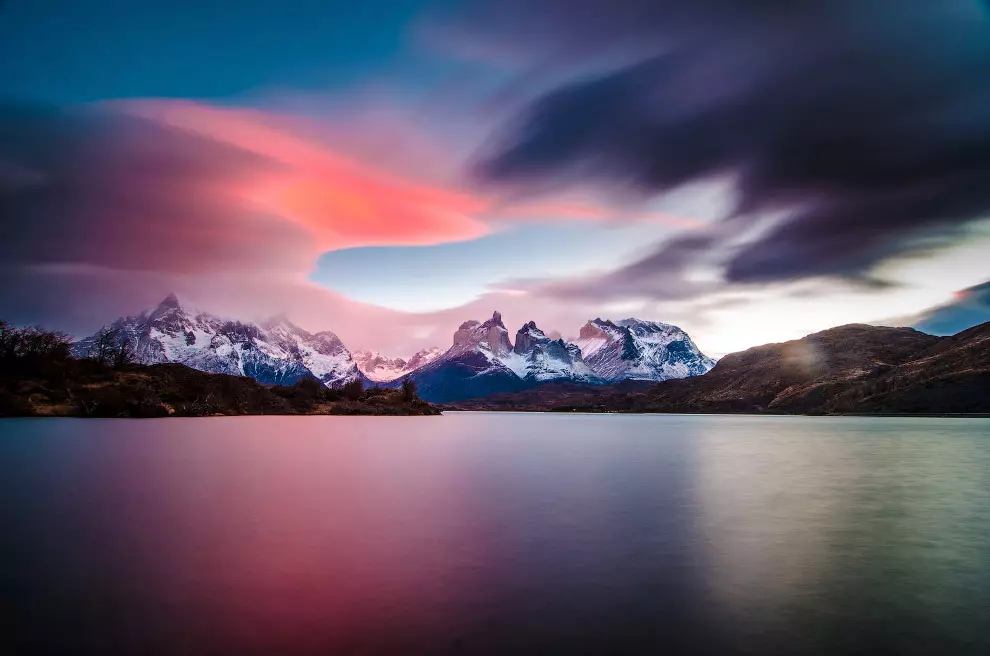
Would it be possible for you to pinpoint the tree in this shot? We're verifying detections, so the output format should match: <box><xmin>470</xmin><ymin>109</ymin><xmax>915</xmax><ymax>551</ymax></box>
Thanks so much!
<box><xmin>111</xmin><ymin>338</ymin><xmax>135</xmax><ymax>369</ymax></box>
<box><xmin>0</xmin><ymin>320</ymin><xmax>22</xmax><ymax>362</ymax></box>
<box><xmin>21</xmin><ymin>326</ymin><xmax>72</xmax><ymax>362</ymax></box>
<box><xmin>401</xmin><ymin>378</ymin><xmax>418</xmax><ymax>402</ymax></box>
<box><xmin>88</xmin><ymin>325</ymin><xmax>134</xmax><ymax>368</ymax></box>
<box><xmin>341</xmin><ymin>378</ymin><xmax>364</xmax><ymax>401</ymax></box>
<box><xmin>0</xmin><ymin>320</ymin><xmax>73</xmax><ymax>382</ymax></box>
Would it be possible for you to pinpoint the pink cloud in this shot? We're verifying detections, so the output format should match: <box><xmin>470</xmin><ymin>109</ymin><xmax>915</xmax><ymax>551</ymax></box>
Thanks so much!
<box><xmin>116</xmin><ymin>99</ymin><xmax>493</xmax><ymax>254</ymax></box>
<box><xmin>115</xmin><ymin>99</ymin><xmax>695</xmax><ymax>256</ymax></box>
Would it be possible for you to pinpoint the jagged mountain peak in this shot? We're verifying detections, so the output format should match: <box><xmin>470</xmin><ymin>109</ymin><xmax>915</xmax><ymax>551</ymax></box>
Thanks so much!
<box><xmin>452</xmin><ymin>311</ymin><xmax>512</xmax><ymax>355</ymax></box>
<box><xmin>144</xmin><ymin>293</ymin><xmax>213</xmax><ymax>327</ymax></box>
<box><xmin>484</xmin><ymin>311</ymin><xmax>505</xmax><ymax>328</ymax></box>
<box><xmin>152</xmin><ymin>292</ymin><xmax>203</xmax><ymax>314</ymax></box>
<box><xmin>148</xmin><ymin>293</ymin><xmax>185</xmax><ymax>319</ymax></box>
<box><xmin>514</xmin><ymin>320</ymin><xmax>551</xmax><ymax>356</ymax></box>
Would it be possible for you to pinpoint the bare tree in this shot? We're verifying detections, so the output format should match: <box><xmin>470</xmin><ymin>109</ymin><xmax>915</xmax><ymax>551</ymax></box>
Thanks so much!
<box><xmin>111</xmin><ymin>338</ymin><xmax>135</xmax><ymax>369</ymax></box>
<box><xmin>0</xmin><ymin>320</ymin><xmax>20</xmax><ymax>361</ymax></box>
<box><xmin>89</xmin><ymin>326</ymin><xmax>116</xmax><ymax>366</ymax></box>
<box><xmin>0</xmin><ymin>321</ymin><xmax>72</xmax><ymax>364</ymax></box>
<box><xmin>88</xmin><ymin>326</ymin><xmax>134</xmax><ymax>368</ymax></box>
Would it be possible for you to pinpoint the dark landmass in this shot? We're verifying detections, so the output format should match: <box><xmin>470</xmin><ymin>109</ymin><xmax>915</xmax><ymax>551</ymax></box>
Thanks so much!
<box><xmin>1</xmin><ymin>360</ymin><xmax>440</xmax><ymax>417</ymax></box>
<box><xmin>442</xmin><ymin>380</ymin><xmax>657</xmax><ymax>413</ymax></box>
<box><xmin>0</xmin><ymin>321</ymin><xmax>440</xmax><ymax>418</ymax></box>
<box><xmin>447</xmin><ymin>323</ymin><xmax>990</xmax><ymax>415</ymax></box>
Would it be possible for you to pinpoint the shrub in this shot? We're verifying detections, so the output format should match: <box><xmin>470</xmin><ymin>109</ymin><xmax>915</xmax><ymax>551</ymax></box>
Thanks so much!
<box><xmin>341</xmin><ymin>378</ymin><xmax>364</xmax><ymax>401</ymax></box>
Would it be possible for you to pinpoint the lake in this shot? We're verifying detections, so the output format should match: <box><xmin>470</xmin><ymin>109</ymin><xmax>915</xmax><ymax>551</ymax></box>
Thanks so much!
<box><xmin>1</xmin><ymin>413</ymin><xmax>989</xmax><ymax>654</ymax></box>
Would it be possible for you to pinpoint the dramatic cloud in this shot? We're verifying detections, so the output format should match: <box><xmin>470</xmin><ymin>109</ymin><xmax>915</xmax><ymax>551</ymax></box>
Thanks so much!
<box><xmin>117</xmin><ymin>100</ymin><xmax>493</xmax><ymax>252</ymax></box>
<box><xmin>0</xmin><ymin>101</ymin><xmax>490</xmax><ymax>338</ymax></box>
<box><xmin>0</xmin><ymin>101</ymin><xmax>501</xmax><ymax>276</ymax></box>
<box><xmin>0</xmin><ymin>100</ymin><xmax>697</xmax><ymax>347</ymax></box>
<box><xmin>465</xmin><ymin>0</ymin><xmax>990</xmax><ymax>294</ymax></box>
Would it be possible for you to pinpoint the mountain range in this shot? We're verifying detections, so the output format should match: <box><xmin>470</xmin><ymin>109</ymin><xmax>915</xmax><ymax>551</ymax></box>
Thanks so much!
<box><xmin>73</xmin><ymin>294</ymin><xmax>361</xmax><ymax>388</ymax></box>
<box><xmin>450</xmin><ymin>323</ymin><xmax>990</xmax><ymax>415</ymax></box>
<box><xmin>405</xmin><ymin>312</ymin><xmax>714</xmax><ymax>403</ymax></box>
<box><xmin>74</xmin><ymin>295</ymin><xmax>716</xmax><ymax>403</ymax></box>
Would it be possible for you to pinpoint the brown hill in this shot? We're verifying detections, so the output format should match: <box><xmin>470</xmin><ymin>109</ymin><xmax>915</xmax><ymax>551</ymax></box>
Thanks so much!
<box><xmin>450</xmin><ymin>323</ymin><xmax>990</xmax><ymax>415</ymax></box>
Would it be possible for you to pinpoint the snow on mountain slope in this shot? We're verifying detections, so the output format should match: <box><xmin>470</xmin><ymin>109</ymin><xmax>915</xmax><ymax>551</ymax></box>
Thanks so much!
<box><xmin>507</xmin><ymin>321</ymin><xmax>601</xmax><ymax>382</ymax></box>
<box><xmin>405</xmin><ymin>311</ymin><xmax>714</xmax><ymax>403</ymax></box>
<box><xmin>353</xmin><ymin>347</ymin><xmax>442</xmax><ymax>382</ymax></box>
<box><xmin>74</xmin><ymin>294</ymin><xmax>360</xmax><ymax>387</ymax></box>
<box><xmin>572</xmin><ymin>318</ymin><xmax>716</xmax><ymax>382</ymax></box>
<box><xmin>571</xmin><ymin>321</ymin><xmax>611</xmax><ymax>360</ymax></box>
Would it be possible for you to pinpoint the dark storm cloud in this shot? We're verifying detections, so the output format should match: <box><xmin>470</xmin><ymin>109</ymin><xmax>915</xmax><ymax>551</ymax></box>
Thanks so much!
<box><xmin>465</xmin><ymin>0</ymin><xmax>990</xmax><ymax>294</ymax></box>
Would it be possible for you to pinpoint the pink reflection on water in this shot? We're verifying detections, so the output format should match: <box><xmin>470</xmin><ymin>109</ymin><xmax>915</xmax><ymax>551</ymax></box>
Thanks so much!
<box><xmin>74</xmin><ymin>417</ymin><xmax>498</xmax><ymax>651</ymax></box>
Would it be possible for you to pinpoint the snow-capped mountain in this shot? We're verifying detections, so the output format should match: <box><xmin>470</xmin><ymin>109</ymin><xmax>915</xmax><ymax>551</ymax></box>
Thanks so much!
<box><xmin>74</xmin><ymin>294</ymin><xmax>361</xmax><ymax>387</ymax></box>
<box><xmin>506</xmin><ymin>321</ymin><xmax>601</xmax><ymax>383</ymax></box>
<box><xmin>572</xmin><ymin>318</ymin><xmax>716</xmax><ymax>382</ymax></box>
<box><xmin>353</xmin><ymin>347</ymin><xmax>443</xmax><ymax>383</ymax></box>
<box><xmin>406</xmin><ymin>312</ymin><xmax>713</xmax><ymax>403</ymax></box>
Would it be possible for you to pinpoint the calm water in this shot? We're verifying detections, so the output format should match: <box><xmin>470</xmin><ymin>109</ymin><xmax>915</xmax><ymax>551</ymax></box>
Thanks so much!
<box><xmin>1</xmin><ymin>413</ymin><xmax>989</xmax><ymax>655</ymax></box>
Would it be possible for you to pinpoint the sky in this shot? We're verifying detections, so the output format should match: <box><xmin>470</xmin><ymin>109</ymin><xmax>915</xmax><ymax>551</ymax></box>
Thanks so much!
<box><xmin>2</xmin><ymin>0</ymin><xmax>990</xmax><ymax>357</ymax></box>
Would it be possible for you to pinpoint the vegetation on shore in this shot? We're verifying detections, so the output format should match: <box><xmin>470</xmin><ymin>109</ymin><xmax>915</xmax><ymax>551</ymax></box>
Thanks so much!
<box><xmin>0</xmin><ymin>321</ymin><xmax>440</xmax><ymax>418</ymax></box>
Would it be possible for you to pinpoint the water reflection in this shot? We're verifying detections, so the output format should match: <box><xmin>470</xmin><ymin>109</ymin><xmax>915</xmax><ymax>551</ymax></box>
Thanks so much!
<box><xmin>1</xmin><ymin>414</ymin><xmax>989</xmax><ymax>654</ymax></box>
